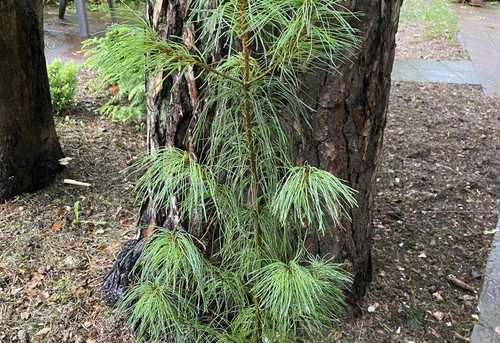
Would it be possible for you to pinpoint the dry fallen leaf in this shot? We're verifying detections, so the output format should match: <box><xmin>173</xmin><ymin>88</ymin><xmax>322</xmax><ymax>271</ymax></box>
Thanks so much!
<box><xmin>463</xmin><ymin>294</ymin><xmax>475</xmax><ymax>301</ymax></box>
<box><xmin>27</xmin><ymin>272</ymin><xmax>44</xmax><ymax>291</ymax></box>
<box><xmin>35</xmin><ymin>327</ymin><xmax>50</xmax><ymax>336</ymax></box>
<box><xmin>51</xmin><ymin>221</ymin><xmax>64</xmax><ymax>233</ymax></box>
<box><xmin>447</xmin><ymin>275</ymin><xmax>476</xmax><ymax>293</ymax></box>
<box><xmin>432</xmin><ymin>289</ymin><xmax>444</xmax><ymax>301</ymax></box>
<box><xmin>432</xmin><ymin>311</ymin><xmax>445</xmax><ymax>321</ymax></box>
<box><xmin>110</xmin><ymin>84</ymin><xmax>120</xmax><ymax>95</ymax></box>
<box><xmin>430</xmin><ymin>327</ymin><xmax>441</xmax><ymax>338</ymax></box>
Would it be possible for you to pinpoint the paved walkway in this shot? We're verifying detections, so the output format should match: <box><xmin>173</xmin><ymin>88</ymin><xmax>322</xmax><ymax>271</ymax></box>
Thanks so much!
<box><xmin>44</xmin><ymin>6</ymin><xmax>111</xmax><ymax>63</ymax></box>
<box><xmin>393</xmin><ymin>3</ymin><xmax>500</xmax><ymax>97</ymax></box>
<box><xmin>392</xmin><ymin>59</ymin><xmax>481</xmax><ymax>84</ymax></box>
<box><xmin>453</xmin><ymin>2</ymin><xmax>500</xmax><ymax>97</ymax></box>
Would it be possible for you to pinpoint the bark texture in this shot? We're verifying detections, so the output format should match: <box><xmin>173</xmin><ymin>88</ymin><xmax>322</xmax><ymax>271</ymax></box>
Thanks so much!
<box><xmin>103</xmin><ymin>0</ymin><xmax>402</xmax><ymax>302</ymax></box>
<box><xmin>102</xmin><ymin>0</ymin><xmax>200</xmax><ymax>301</ymax></box>
<box><xmin>0</xmin><ymin>0</ymin><xmax>63</xmax><ymax>202</ymax></box>
<box><xmin>300</xmin><ymin>0</ymin><xmax>402</xmax><ymax>299</ymax></box>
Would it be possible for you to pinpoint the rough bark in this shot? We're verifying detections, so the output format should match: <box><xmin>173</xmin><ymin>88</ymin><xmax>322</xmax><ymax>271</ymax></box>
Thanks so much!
<box><xmin>300</xmin><ymin>0</ymin><xmax>402</xmax><ymax>299</ymax></box>
<box><xmin>0</xmin><ymin>0</ymin><xmax>64</xmax><ymax>202</ymax></box>
<box><xmin>103</xmin><ymin>0</ymin><xmax>402</xmax><ymax>302</ymax></box>
<box><xmin>102</xmin><ymin>0</ymin><xmax>199</xmax><ymax>301</ymax></box>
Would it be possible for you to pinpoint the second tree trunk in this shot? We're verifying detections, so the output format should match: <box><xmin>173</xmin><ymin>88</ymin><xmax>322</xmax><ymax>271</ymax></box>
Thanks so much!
<box><xmin>0</xmin><ymin>0</ymin><xmax>63</xmax><ymax>202</ymax></box>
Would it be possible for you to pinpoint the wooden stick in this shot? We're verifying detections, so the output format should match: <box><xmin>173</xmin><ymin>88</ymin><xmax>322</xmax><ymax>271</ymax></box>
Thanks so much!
<box><xmin>63</xmin><ymin>179</ymin><xmax>91</xmax><ymax>187</ymax></box>
<box><xmin>58</xmin><ymin>157</ymin><xmax>73</xmax><ymax>166</ymax></box>
<box><xmin>453</xmin><ymin>332</ymin><xmax>470</xmax><ymax>342</ymax></box>
<box><xmin>446</xmin><ymin>275</ymin><xmax>476</xmax><ymax>293</ymax></box>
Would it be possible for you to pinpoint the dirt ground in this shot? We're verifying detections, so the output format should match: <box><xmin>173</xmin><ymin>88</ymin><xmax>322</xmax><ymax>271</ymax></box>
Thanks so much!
<box><xmin>0</xmin><ymin>79</ymin><xmax>140</xmax><ymax>342</ymax></box>
<box><xmin>337</xmin><ymin>82</ymin><xmax>499</xmax><ymax>342</ymax></box>
<box><xmin>396</xmin><ymin>22</ymin><xmax>469</xmax><ymax>60</ymax></box>
<box><xmin>0</xmin><ymin>80</ymin><xmax>499</xmax><ymax>342</ymax></box>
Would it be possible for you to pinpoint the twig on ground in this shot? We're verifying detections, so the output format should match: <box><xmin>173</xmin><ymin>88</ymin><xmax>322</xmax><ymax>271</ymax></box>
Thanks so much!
<box><xmin>446</xmin><ymin>275</ymin><xmax>476</xmax><ymax>293</ymax></box>
<box><xmin>453</xmin><ymin>331</ymin><xmax>470</xmax><ymax>342</ymax></box>
<box><xmin>63</xmin><ymin>179</ymin><xmax>91</xmax><ymax>187</ymax></box>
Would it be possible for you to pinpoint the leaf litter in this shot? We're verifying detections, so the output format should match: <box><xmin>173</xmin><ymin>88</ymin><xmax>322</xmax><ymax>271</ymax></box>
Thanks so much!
<box><xmin>0</xmin><ymin>78</ymin><xmax>499</xmax><ymax>342</ymax></box>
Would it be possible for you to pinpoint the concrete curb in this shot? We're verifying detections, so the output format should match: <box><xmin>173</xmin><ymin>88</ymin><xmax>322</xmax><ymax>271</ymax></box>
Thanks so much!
<box><xmin>471</xmin><ymin>216</ymin><xmax>500</xmax><ymax>343</ymax></box>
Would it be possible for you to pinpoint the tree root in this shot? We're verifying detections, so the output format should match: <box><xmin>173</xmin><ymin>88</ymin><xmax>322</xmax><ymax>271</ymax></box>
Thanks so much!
<box><xmin>101</xmin><ymin>238</ymin><xmax>143</xmax><ymax>304</ymax></box>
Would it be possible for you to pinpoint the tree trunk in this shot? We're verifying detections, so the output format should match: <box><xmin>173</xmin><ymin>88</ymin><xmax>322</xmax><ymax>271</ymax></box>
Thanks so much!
<box><xmin>300</xmin><ymin>0</ymin><xmax>403</xmax><ymax>299</ymax></box>
<box><xmin>0</xmin><ymin>0</ymin><xmax>63</xmax><ymax>202</ymax></box>
<box><xmin>103</xmin><ymin>0</ymin><xmax>402</xmax><ymax>303</ymax></box>
<box><xmin>102</xmin><ymin>0</ymin><xmax>201</xmax><ymax>301</ymax></box>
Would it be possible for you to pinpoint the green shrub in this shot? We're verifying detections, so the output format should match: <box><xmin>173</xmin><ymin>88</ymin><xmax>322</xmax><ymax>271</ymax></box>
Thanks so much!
<box><xmin>83</xmin><ymin>25</ymin><xmax>145</xmax><ymax>122</ymax></box>
<box><xmin>47</xmin><ymin>59</ymin><xmax>78</xmax><ymax>114</ymax></box>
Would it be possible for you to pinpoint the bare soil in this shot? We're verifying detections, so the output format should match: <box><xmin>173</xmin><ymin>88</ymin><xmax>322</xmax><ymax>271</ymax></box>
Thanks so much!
<box><xmin>336</xmin><ymin>82</ymin><xmax>499</xmax><ymax>342</ymax></box>
<box><xmin>396</xmin><ymin>22</ymin><xmax>469</xmax><ymax>60</ymax></box>
<box><xmin>0</xmin><ymin>81</ymin><xmax>499</xmax><ymax>342</ymax></box>
<box><xmin>0</xmin><ymin>79</ymin><xmax>140</xmax><ymax>342</ymax></box>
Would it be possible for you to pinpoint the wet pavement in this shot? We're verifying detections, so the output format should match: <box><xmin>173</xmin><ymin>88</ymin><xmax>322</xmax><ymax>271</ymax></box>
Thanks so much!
<box><xmin>392</xmin><ymin>59</ymin><xmax>481</xmax><ymax>85</ymax></box>
<box><xmin>471</xmin><ymin>217</ymin><xmax>500</xmax><ymax>343</ymax></box>
<box><xmin>393</xmin><ymin>3</ymin><xmax>500</xmax><ymax>95</ymax></box>
<box><xmin>44</xmin><ymin>5</ymin><xmax>112</xmax><ymax>63</ymax></box>
<box><xmin>453</xmin><ymin>2</ymin><xmax>500</xmax><ymax>97</ymax></box>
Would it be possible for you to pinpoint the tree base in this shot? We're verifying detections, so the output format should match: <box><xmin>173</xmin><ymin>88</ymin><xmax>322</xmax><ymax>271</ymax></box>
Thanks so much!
<box><xmin>101</xmin><ymin>238</ymin><xmax>143</xmax><ymax>304</ymax></box>
<box><xmin>0</xmin><ymin>158</ymin><xmax>63</xmax><ymax>203</ymax></box>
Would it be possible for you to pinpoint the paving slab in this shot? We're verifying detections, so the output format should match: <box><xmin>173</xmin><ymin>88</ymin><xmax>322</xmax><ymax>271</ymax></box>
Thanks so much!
<box><xmin>43</xmin><ymin>6</ymin><xmax>112</xmax><ymax>63</ymax></box>
<box><xmin>453</xmin><ymin>3</ymin><xmax>500</xmax><ymax>97</ymax></box>
<box><xmin>471</xmin><ymin>217</ymin><xmax>500</xmax><ymax>343</ymax></box>
<box><xmin>392</xmin><ymin>59</ymin><xmax>481</xmax><ymax>85</ymax></box>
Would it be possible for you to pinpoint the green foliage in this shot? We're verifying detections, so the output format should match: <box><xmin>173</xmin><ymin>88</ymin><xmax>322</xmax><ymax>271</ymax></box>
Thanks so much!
<box><xmin>47</xmin><ymin>58</ymin><xmax>78</xmax><ymax>114</ymax></box>
<box><xmin>134</xmin><ymin>148</ymin><xmax>216</xmax><ymax>220</ymax></box>
<box><xmin>401</xmin><ymin>0</ymin><xmax>459</xmax><ymax>39</ymax></box>
<box><xmin>73</xmin><ymin>200</ymin><xmax>81</xmax><ymax>224</ymax></box>
<box><xmin>272</xmin><ymin>166</ymin><xmax>356</xmax><ymax>234</ymax></box>
<box><xmin>120</xmin><ymin>280</ymin><xmax>195</xmax><ymax>341</ymax></box>
<box><xmin>251</xmin><ymin>258</ymin><xmax>350</xmax><ymax>341</ymax></box>
<box><xmin>116</xmin><ymin>0</ymin><xmax>360</xmax><ymax>341</ymax></box>
<box><xmin>83</xmin><ymin>25</ymin><xmax>145</xmax><ymax>121</ymax></box>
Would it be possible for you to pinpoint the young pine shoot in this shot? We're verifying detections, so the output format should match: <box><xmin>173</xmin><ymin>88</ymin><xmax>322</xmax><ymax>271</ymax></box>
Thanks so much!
<box><xmin>112</xmin><ymin>0</ymin><xmax>360</xmax><ymax>341</ymax></box>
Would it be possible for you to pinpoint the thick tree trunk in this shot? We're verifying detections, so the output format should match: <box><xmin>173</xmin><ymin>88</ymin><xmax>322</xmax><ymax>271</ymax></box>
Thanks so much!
<box><xmin>103</xmin><ymin>0</ymin><xmax>402</xmax><ymax>303</ymax></box>
<box><xmin>0</xmin><ymin>0</ymin><xmax>63</xmax><ymax>202</ymax></box>
<box><xmin>300</xmin><ymin>0</ymin><xmax>403</xmax><ymax>299</ymax></box>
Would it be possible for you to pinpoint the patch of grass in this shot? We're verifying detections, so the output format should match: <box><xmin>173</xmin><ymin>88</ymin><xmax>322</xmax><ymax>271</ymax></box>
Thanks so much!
<box><xmin>401</xmin><ymin>0</ymin><xmax>459</xmax><ymax>39</ymax></box>
<box><xmin>53</xmin><ymin>274</ymin><xmax>75</xmax><ymax>303</ymax></box>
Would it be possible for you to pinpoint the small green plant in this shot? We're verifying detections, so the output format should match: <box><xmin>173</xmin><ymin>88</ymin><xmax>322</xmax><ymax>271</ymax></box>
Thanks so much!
<box><xmin>73</xmin><ymin>200</ymin><xmax>81</xmax><ymax>224</ymax></box>
<box><xmin>47</xmin><ymin>59</ymin><xmax>78</xmax><ymax>114</ymax></box>
<box><xmin>83</xmin><ymin>23</ymin><xmax>145</xmax><ymax>122</ymax></box>
<box><xmin>401</xmin><ymin>0</ymin><xmax>459</xmax><ymax>39</ymax></box>
<box><xmin>106</xmin><ymin>0</ymin><xmax>360</xmax><ymax>341</ymax></box>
